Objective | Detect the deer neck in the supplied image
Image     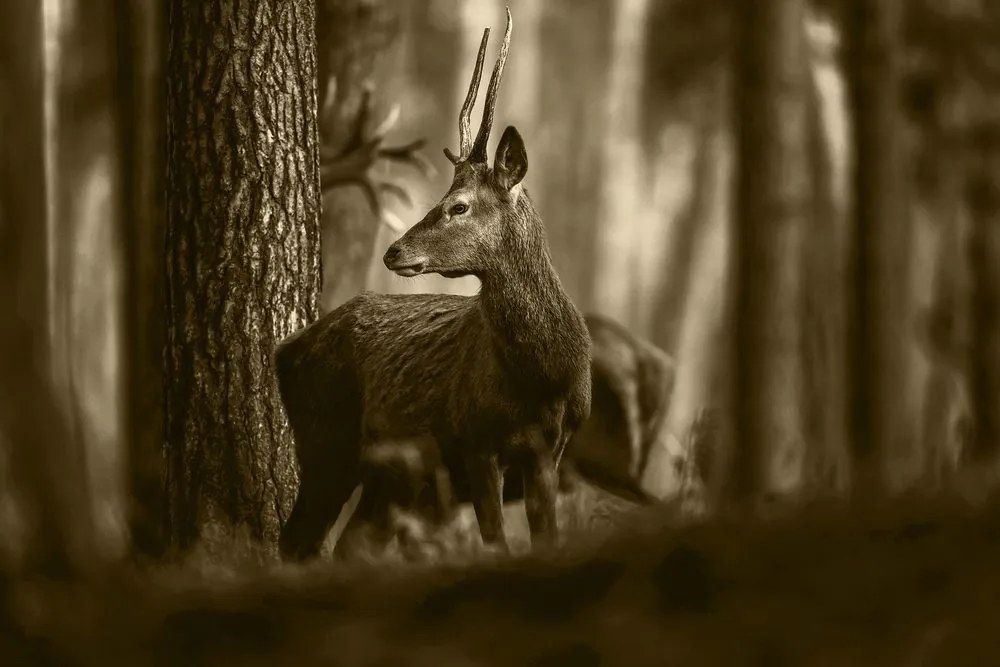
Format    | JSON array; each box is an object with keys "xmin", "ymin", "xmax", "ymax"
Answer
[{"xmin": 477, "ymin": 194, "xmax": 585, "ymax": 383}]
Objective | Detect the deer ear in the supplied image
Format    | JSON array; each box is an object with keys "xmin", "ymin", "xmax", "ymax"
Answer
[{"xmin": 493, "ymin": 126, "xmax": 527, "ymax": 190}]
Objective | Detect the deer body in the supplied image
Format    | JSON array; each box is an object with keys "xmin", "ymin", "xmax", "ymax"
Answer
[
  {"xmin": 277, "ymin": 11, "xmax": 591, "ymax": 560},
  {"xmin": 335, "ymin": 315, "xmax": 678, "ymax": 556}
]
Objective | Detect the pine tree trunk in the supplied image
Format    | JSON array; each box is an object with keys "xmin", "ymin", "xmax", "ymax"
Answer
[
  {"xmin": 164, "ymin": 0, "xmax": 322, "ymax": 552},
  {"xmin": 726, "ymin": 0, "xmax": 809, "ymax": 504},
  {"xmin": 844, "ymin": 0, "xmax": 909, "ymax": 496}
]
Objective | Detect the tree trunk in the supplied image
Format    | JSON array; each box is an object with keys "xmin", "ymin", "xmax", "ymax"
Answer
[
  {"xmin": 725, "ymin": 0, "xmax": 809, "ymax": 504},
  {"xmin": 640, "ymin": 85, "xmax": 731, "ymax": 501},
  {"xmin": 844, "ymin": 0, "xmax": 909, "ymax": 497},
  {"xmin": 965, "ymin": 122, "xmax": 1000, "ymax": 465},
  {"xmin": 0, "ymin": 0, "xmax": 98, "ymax": 575},
  {"xmin": 800, "ymin": 64, "xmax": 850, "ymax": 496},
  {"xmin": 114, "ymin": 0, "xmax": 166, "ymax": 558},
  {"xmin": 55, "ymin": 0, "xmax": 130, "ymax": 561},
  {"xmin": 592, "ymin": 0, "xmax": 650, "ymax": 327},
  {"xmin": 537, "ymin": 0, "xmax": 611, "ymax": 312},
  {"xmin": 652, "ymin": 73, "xmax": 724, "ymax": 355},
  {"xmin": 164, "ymin": 0, "xmax": 323, "ymax": 553},
  {"xmin": 917, "ymin": 77, "xmax": 972, "ymax": 487},
  {"xmin": 317, "ymin": 0, "xmax": 399, "ymax": 310}
]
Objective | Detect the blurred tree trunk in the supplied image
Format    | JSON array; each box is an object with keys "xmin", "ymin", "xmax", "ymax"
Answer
[
  {"xmin": 640, "ymin": 85, "xmax": 731, "ymax": 501},
  {"xmin": 114, "ymin": 0, "xmax": 166, "ymax": 558},
  {"xmin": 917, "ymin": 76, "xmax": 972, "ymax": 486},
  {"xmin": 164, "ymin": 0, "xmax": 322, "ymax": 553},
  {"xmin": 537, "ymin": 0, "xmax": 611, "ymax": 312},
  {"xmin": 800, "ymin": 66, "xmax": 849, "ymax": 495},
  {"xmin": 0, "ymin": 0, "xmax": 98, "ymax": 575},
  {"xmin": 34, "ymin": 0, "xmax": 130, "ymax": 562},
  {"xmin": 965, "ymin": 119, "xmax": 1000, "ymax": 464},
  {"xmin": 844, "ymin": 0, "xmax": 909, "ymax": 497},
  {"xmin": 724, "ymin": 0, "xmax": 809, "ymax": 505},
  {"xmin": 653, "ymin": 73, "xmax": 725, "ymax": 355},
  {"xmin": 592, "ymin": 0, "xmax": 650, "ymax": 326},
  {"xmin": 318, "ymin": 0, "xmax": 399, "ymax": 311}
]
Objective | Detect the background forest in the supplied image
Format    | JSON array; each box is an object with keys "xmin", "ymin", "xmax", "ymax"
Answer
[{"xmin": 2, "ymin": 0, "xmax": 1000, "ymax": 664}]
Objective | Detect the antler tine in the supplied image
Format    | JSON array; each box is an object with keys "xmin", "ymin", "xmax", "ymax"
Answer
[
  {"xmin": 469, "ymin": 7, "xmax": 512, "ymax": 164},
  {"xmin": 444, "ymin": 27, "xmax": 491, "ymax": 165}
]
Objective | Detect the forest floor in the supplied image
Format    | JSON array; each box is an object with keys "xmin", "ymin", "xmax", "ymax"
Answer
[{"xmin": 3, "ymin": 484, "xmax": 1000, "ymax": 667}]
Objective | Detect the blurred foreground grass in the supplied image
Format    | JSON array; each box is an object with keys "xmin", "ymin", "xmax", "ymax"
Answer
[{"xmin": 3, "ymin": 483, "xmax": 1000, "ymax": 666}]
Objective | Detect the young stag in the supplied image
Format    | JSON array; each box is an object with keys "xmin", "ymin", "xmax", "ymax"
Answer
[{"xmin": 276, "ymin": 9, "xmax": 591, "ymax": 560}]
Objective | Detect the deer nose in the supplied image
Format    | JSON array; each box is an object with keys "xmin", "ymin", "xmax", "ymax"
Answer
[
  {"xmin": 383, "ymin": 243, "xmax": 427, "ymax": 277},
  {"xmin": 383, "ymin": 244, "xmax": 403, "ymax": 269}
]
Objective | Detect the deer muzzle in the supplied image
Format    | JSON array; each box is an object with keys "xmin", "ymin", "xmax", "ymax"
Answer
[{"xmin": 383, "ymin": 242, "xmax": 428, "ymax": 277}]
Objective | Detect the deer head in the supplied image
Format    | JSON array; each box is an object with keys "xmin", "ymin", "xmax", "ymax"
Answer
[{"xmin": 383, "ymin": 9, "xmax": 529, "ymax": 280}]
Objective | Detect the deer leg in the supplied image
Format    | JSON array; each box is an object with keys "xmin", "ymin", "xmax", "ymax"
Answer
[
  {"xmin": 522, "ymin": 429, "xmax": 560, "ymax": 547},
  {"xmin": 465, "ymin": 452, "xmax": 507, "ymax": 551},
  {"xmin": 279, "ymin": 462, "xmax": 359, "ymax": 562},
  {"xmin": 279, "ymin": 413, "xmax": 362, "ymax": 562}
]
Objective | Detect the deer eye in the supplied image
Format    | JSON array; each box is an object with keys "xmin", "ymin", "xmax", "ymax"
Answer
[{"xmin": 449, "ymin": 203, "xmax": 468, "ymax": 216}]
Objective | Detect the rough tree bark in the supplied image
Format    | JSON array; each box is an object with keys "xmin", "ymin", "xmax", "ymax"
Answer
[
  {"xmin": 844, "ymin": 0, "xmax": 909, "ymax": 496},
  {"xmin": 725, "ymin": 0, "xmax": 809, "ymax": 504},
  {"xmin": 164, "ymin": 0, "xmax": 322, "ymax": 553}
]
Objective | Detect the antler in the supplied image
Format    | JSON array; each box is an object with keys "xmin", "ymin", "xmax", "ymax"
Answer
[
  {"xmin": 444, "ymin": 8, "xmax": 513, "ymax": 166},
  {"xmin": 470, "ymin": 8, "xmax": 512, "ymax": 164},
  {"xmin": 444, "ymin": 28, "xmax": 490, "ymax": 165},
  {"xmin": 320, "ymin": 79, "xmax": 433, "ymax": 232}
]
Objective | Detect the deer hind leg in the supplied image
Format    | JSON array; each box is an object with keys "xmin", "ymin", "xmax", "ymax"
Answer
[
  {"xmin": 464, "ymin": 450, "xmax": 507, "ymax": 552},
  {"xmin": 278, "ymin": 384, "xmax": 363, "ymax": 562},
  {"xmin": 280, "ymin": 459, "xmax": 359, "ymax": 562}
]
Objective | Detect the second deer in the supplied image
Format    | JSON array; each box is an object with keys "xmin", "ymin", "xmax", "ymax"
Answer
[{"xmin": 275, "ymin": 9, "xmax": 592, "ymax": 561}]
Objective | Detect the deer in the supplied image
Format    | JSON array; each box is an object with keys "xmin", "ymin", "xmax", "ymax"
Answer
[
  {"xmin": 275, "ymin": 8, "xmax": 592, "ymax": 561},
  {"xmin": 333, "ymin": 315, "xmax": 678, "ymax": 559}
]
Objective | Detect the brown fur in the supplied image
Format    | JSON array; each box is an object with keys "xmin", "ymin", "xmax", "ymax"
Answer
[
  {"xmin": 340, "ymin": 316, "xmax": 677, "ymax": 547},
  {"xmin": 275, "ymin": 130, "xmax": 591, "ymax": 561},
  {"xmin": 577, "ymin": 314, "xmax": 676, "ymax": 489}
]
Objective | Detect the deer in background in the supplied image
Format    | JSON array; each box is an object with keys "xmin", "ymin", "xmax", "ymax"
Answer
[{"xmin": 275, "ymin": 9, "xmax": 592, "ymax": 561}]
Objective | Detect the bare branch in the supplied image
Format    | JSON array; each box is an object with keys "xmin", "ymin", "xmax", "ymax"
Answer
[
  {"xmin": 371, "ymin": 103, "xmax": 401, "ymax": 139},
  {"xmin": 378, "ymin": 181, "xmax": 411, "ymax": 207},
  {"xmin": 380, "ymin": 139, "xmax": 434, "ymax": 177},
  {"xmin": 319, "ymin": 82, "xmax": 430, "ymax": 225},
  {"xmin": 346, "ymin": 87, "xmax": 374, "ymax": 152}
]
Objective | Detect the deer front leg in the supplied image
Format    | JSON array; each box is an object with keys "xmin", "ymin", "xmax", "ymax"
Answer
[
  {"xmin": 522, "ymin": 428, "xmax": 560, "ymax": 547},
  {"xmin": 465, "ymin": 451, "xmax": 507, "ymax": 552}
]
